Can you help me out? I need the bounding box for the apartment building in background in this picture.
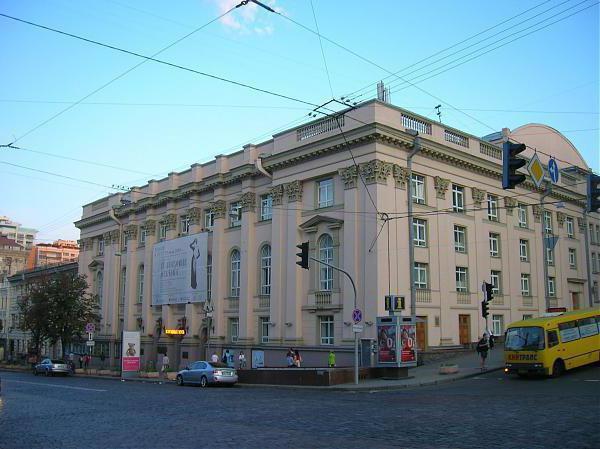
[26,239,80,269]
[0,216,37,249]
[0,236,28,280]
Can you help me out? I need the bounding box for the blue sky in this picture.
[0,0,598,242]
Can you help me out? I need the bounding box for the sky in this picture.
[0,0,598,243]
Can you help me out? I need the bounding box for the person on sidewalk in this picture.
[238,351,246,369]
[286,350,295,367]
[476,333,490,371]
[211,352,219,363]
[488,332,495,350]
[161,353,170,378]
[294,350,302,368]
[328,350,336,368]
[78,355,83,369]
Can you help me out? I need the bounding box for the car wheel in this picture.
[552,359,565,378]
[200,376,208,388]
[176,375,184,387]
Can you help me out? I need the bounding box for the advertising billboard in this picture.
[400,324,417,364]
[121,331,140,374]
[377,324,397,364]
[151,232,208,305]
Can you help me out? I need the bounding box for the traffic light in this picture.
[502,141,527,189]
[296,241,309,270]
[481,300,489,319]
[484,281,494,303]
[587,173,600,213]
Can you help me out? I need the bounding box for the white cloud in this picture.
[210,0,279,35]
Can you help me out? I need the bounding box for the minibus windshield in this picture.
[505,326,545,351]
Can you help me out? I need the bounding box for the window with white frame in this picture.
[230,249,241,297]
[260,194,273,221]
[521,274,531,296]
[452,185,465,213]
[180,215,190,234]
[544,211,553,234]
[204,209,214,230]
[487,194,499,221]
[96,270,103,305]
[318,178,334,208]
[413,218,427,247]
[518,203,528,228]
[489,233,500,257]
[591,253,597,273]
[229,202,241,227]
[568,248,577,269]
[411,174,425,204]
[490,270,502,294]
[547,277,556,297]
[455,267,469,292]
[319,315,334,345]
[566,217,574,238]
[414,262,429,289]
[319,234,334,291]
[229,318,239,343]
[159,222,168,240]
[139,228,147,245]
[207,254,212,301]
[259,317,269,344]
[519,239,529,261]
[136,264,144,304]
[97,239,104,256]
[260,244,272,296]
[453,225,466,253]
[492,315,504,336]
[546,247,554,265]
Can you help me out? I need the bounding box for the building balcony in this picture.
[226,298,239,311]
[256,295,270,309]
[415,288,431,303]
[456,291,471,304]
[303,291,341,312]
[490,295,504,306]
[522,295,534,307]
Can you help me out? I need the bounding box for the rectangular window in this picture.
[544,211,553,234]
[97,239,104,256]
[547,277,556,297]
[259,317,269,344]
[319,315,334,345]
[566,217,574,238]
[490,270,502,294]
[518,204,528,228]
[589,224,595,244]
[204,210,214,230]
[521,274,530,296]
[453,225,466,253]
[522,314,533,321]
[492,315,504,336]
[414,263,429,289]
[318,178,334,208]
[411,174,425,204]
[260,194,273,221]
[592,253,598,273]
[413,218,427,247]
[596,225,600,245]
[180,215,190,234]
[519,239,529,261]
[489,233,500,257]
[139,228,147,246]
[159,222,168,240]
[455,267,469,292]
[568,248,577,269]
[546,247,554,265]
[487,194,499,221]
[229,202,241,227]
[452,185,464,213]
[229,318,239,343]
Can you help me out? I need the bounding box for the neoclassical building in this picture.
[75,100,599,369]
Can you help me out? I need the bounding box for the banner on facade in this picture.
[121,331,140,374]
[151,232,208,305]
[252,350,265,369]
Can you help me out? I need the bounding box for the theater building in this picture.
[75,100,598,369]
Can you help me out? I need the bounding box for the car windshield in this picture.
[209,362,229,368]
[505,327,545,351]
[51,359,65,364]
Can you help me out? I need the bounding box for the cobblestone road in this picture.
[1,365,598,449]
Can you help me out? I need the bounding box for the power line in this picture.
[309,0,334,99]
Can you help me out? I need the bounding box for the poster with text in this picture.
[252,350,265,369]
[121,331,140,372]
[152,232,208,305]
[377,324,397,363]
[400,324,417,365]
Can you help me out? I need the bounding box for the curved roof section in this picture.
[509,124,589,170]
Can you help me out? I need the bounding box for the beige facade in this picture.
[26,239,79,269]
[75,100,599,369]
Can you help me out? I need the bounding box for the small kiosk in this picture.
[376,315,418,368]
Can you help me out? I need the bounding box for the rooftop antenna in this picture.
[435,104,442,123]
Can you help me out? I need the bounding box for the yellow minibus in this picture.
[504,308,600,377]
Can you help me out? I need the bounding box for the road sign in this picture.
[548,158,559,184]
[88,332,94,341]
[384,295,405,311]
[352,308,362,323]
[85,323,95,334]
[352,324,363,333]
[86,340,95,347]
[527,153,545,188]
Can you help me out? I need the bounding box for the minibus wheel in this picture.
[552,359,565,378]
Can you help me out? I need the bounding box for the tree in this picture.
[18,273,101,358]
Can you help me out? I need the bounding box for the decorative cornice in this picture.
[269,185,284,206]
[556,211,566,228]
[532,205,543,223]
[209,200,226,219]
[339,165,358,190]
[434,176,450,199]
[285,180,303,203]
[79,238,93,251]
[471,187,486,206]
[360,159,392,185]
[240,192,256,212]
[142,219,156,236]
[124,224,138,240]
[503,196,517,216]
[187,207,202,225]
[103,230,119,245]
[392,164,408,189]
[159,213,177,231]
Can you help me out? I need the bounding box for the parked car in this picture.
[33,359,71,376]
[176,361,238,387]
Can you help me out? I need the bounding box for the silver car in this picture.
[34,359,71,376]
[176,361,238,387]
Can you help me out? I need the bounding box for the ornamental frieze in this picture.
[187,207,202,225]
[556,211,566,228]
[240,192,256,212]
[471,187,486,206]
[532,205,543,223]
[434,176,450,199]
[124,224,138,240]
[103,230,119,245]
[339,165,358,190]
[285,180,303,202]
[79,238,93,251]
[209,200,227,219]
[392,165,408,189]
[503,196,517,216]
[269,185,284,205]
[360,160,392,184]
[142,219,156,236]
[159,214,177,231]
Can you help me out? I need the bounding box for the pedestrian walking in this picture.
[84,354,91,370]
[286,349,295,367]
[328,350,336,368]
[488,332,495,350]
[78,355,83,369]
[238,351,246,369]
[222,349,230,364]
[476,333,490,371]
[211,352,219,363]
[100,352,106,369]
[294,350,302,368]
[161,353,170,376]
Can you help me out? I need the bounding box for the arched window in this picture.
[260,244,272,296]
[137,265,144,304]
[96,270,103,305]
[207,254,212,301]
[319,234,334,291]
[230,250,241,297]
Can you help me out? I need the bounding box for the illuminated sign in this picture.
[165,329,186,335]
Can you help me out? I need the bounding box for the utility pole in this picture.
[406,130,421,323]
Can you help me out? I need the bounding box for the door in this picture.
[459,315,471,345]
[416,317,427,351]
[571,292,580,310]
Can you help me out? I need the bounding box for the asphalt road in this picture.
[0,365,598,449]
